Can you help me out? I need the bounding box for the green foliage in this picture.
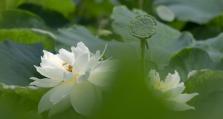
[90,60,175,119]
[0,0,25,12]
[118,0,153,13]
[0,9,46,29]
[111,6,147,41]
[0,0,75,19]
[182,14,223,39]
[76,0,113,18]
[56,25,107,51]
[194,33,223,63]
[29,0,75,19]
[0,29,54,50]
[111,6,194,68]
[0,41,42,86]
[18,3,70,28]
[185,70,223,119]
[168,48,214,80]
[0,83,46,119]
[148,30,193,69]
[154,0,223,24]
[0,1,223,119]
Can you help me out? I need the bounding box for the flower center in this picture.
[63,63,73,72]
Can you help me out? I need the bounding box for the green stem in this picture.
[140,39,147,77]
[139,0,144,10]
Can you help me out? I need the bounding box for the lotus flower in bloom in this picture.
[149,70,198,111]
[30,42,114,115]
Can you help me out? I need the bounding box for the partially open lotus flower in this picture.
[149,70,198,111]
[30,42,114,116]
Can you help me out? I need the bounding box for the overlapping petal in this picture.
[30,77,62,88]
[70,80,102,116]
[30,42,114,116]
[149,70,198,111]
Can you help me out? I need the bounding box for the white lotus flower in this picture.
[149,70,198,111]
[30,42,114,116]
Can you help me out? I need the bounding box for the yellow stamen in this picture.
[67,65,73,72]
[63,63,73,72]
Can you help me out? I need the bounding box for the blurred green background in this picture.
[1,0,223,119]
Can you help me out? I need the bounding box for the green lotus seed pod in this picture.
[129,15,157,39]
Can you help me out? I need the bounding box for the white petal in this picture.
[75,42,90,56]
[40,57,62,69]
[30,77,62,88]
[72,42,91,73]
[38,82,73,113]
[49,82,74,105]
[149,70,198,111]
[38,89,54,113]
[84,57,100,71]
[74,53,89,74]
[166,86,185,97]
[188,70,198,78]
[58,48,74,65]
[72,42,90,60]
[88,72,109,88]
[35,66,68,80]
[149,70,161,82]
[42,50,64,67]
[77,71,90,83]
[171,102,196,111]
[93,60,114,72]
[88,60,115,87]
[173,93,199,103]
[48,94,71,116]
[164,71,181,89]
[149,70,162,89]
[42,50,53,58]
[70,81,102,116]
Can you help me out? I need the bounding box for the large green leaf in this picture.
[165,33,223,78]
[168,48,215,80]
[18,3,70,28]
[0,41,42,86]
[0,9,46,29]
[56,25,107,52]
[0,83,46,119]
[160,33,223,79]
[75,0,113,18]
[154,0,223,24]
[0,0,25,12]
[29,0,75,18]
[118,0,153,13]
[0,0,75,18]
[111,6,147,41]
[0,29,54,50]
[149,31,194,69]
[111,6,194,69]
[185,70,223,119]
[185,15,223,40]
[193,33,223,63]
